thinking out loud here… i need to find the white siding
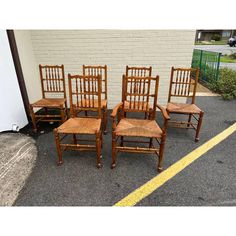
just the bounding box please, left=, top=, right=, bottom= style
left=23, top=30, right=196, bottom=107
left=14, top=30, right=41, bottom=104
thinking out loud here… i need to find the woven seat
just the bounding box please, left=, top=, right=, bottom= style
left=79, top=99, right=107, bottom=108
left=115, top=118, right=162, bottom=138
left=167, top=102, right=201, bottom=114
left=32, top=98, right=67, bottom=107
left=57, top=118, right=101, bottom=134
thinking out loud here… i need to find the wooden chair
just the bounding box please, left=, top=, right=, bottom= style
left=110, top=74, right=170, bottom=172
left=54, top=74, right=103, bottom=168
left=126, top=65, right=152, bottom=77
left=83, top=65, right=108, bottom=134
left=166, top=67, right=204, bottom=142
left=125, top=66, right=152, bottom=118
left=29, top=65, right=68, bottom=132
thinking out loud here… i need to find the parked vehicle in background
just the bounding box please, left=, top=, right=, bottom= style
left=228, top=37, right=236, bottom=47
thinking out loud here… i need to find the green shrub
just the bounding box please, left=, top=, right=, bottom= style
left=208, top=67, right=236, bottom=100
left=211, top=34, right=221, bottom=41
left=229, top=53, right=236, bottom=59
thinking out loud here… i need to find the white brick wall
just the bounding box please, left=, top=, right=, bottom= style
left=28, top=30, right=195, bottom=107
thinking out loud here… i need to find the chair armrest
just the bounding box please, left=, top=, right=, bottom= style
left=156, top=103, right=170, bottom=120
left=110, top=102, right=123, bottom=118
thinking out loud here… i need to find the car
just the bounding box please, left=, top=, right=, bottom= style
left=228, top=36, right=236, bottom=47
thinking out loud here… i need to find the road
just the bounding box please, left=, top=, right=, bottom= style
left=195, top=45, right=236, bottom=55
left=195, top=45, right=236, bottom=70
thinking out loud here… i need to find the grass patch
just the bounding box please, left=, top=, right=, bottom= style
left=221, top=56, right=236, bottom=63
left=195, top=40, right=227, bottom=45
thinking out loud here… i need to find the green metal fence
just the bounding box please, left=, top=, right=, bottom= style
left=191, top=49, right=221, bottom=82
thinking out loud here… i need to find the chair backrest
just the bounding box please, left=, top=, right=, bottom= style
left=83, top=65, right=107, bottom=99
left=68, top=74, right=102, bottom=118
left=167, top=67, right=199, bottom=104
left=125, top=66, right=152, bottom=77
left=121, top=75, right=159, bottom=119
left=39, top=64, right=66, bottom=99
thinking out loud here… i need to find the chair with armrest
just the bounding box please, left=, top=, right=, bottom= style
left=110, top=74, right=170, bottom=172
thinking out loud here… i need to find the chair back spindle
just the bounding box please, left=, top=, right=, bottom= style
left=125, top=66, right=152, bottom=77
left=122, top=75, right=159, bottom=119
left=168, top=67, right=199, bottom=104
left=83, top=65, right=107, bottom=100
left=39, top=64, right=66, bottom=99
left=68, top=74, right=102, bottom=118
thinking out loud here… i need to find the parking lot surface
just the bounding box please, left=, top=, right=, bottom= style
left=14, top=96, right=236, bottom=206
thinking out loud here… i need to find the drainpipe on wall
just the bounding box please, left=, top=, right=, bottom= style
left=6, top=30, right=30, bottom=118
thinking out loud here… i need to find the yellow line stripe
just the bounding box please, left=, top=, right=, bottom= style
left=114, top=123, right=236, bottom=206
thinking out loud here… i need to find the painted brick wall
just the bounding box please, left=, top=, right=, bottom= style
left=30, top=30, right=195, bottom=107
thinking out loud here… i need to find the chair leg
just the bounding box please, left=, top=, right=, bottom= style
left=73, top=134, right=77, bottom=144
left=44, top=107, right=48, bottom=115
left=145, top=112, right=148, bottom=119
left=54, top=129, right=63, bottom=166
left=103, top=107, right=108, bottom=135
left=195, top=111, right=204, bottom=142
left=187, top=114, right=192, bottom=128
left=29, top=105, right=37, bottom=133
left=96, top=132, right=102, bottom=168
left=65, top=102, right=68, bottom=120
left=157, top=132, right=166, bottom=173
left=100, top=131, right=103, bottom=149
left=120, top=136, right=124, bottom=147
left=111, top=132, right=117, bottom=169
left=149, top=138, right=153, bottom=148
left=60, top=105, right=65, bottom=124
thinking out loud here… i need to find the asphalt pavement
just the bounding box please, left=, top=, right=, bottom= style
left=14, top=96, right=236, bottom=206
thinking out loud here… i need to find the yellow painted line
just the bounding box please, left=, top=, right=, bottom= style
left=114, top=123, right=236, bottom=207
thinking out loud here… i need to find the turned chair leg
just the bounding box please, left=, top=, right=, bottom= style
left=73, top=134, right=77, bottom=144
left=187, top=114, right=192, bottom=128
left=195, top=111, right=204, bottom=142
left=103, top=107, right=108, bottom=135
left=30, top=105, right=37, bottom=133
left=158, top=133, right=166, bottom=173
left=120, top=136, right=124, bottom=147
left=96, top=132, right=102, bottom=168
left=65, top=102, right=68, bottom=119
left=54, top=129, right=63, bottom=166
left=100, top=131, right=103, bottom=149
left=111, top=132, right=117, bottom=169
left=149, top=138, right=153, bottom=148
left=44, top=107, right=48, bottom=115
left=60, top=105, right=65, bottom=124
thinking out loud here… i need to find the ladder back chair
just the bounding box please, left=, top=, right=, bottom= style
left=29, top=64, right=68, bottom=132
left=83, top=65, right=108, bottom=134
left=126, top=66, right=152, bottom=77
left=166, top=67, right=204, bottom=141
left=125, top=66, right=152, bottom=118
left=54, top=74, right=103, bottom=168
left=110, top=74, right=170, bottom=172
